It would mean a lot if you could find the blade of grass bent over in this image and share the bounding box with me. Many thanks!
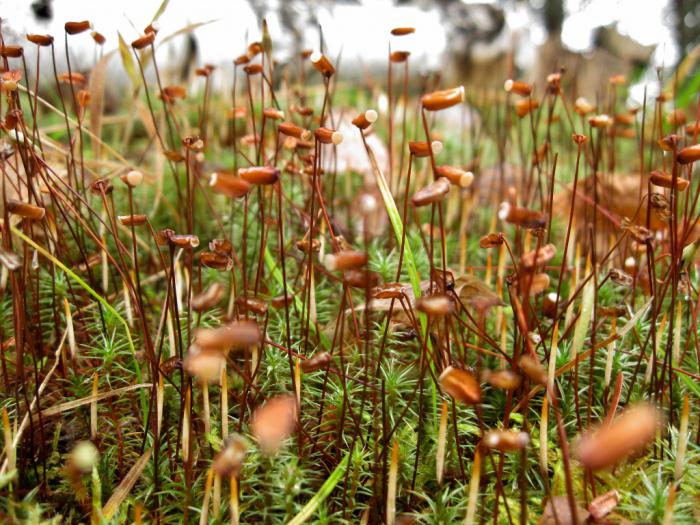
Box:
[11,225,147,426]
[286,446,354,525]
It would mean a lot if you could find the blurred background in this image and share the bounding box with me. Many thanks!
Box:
[1,0,698,102]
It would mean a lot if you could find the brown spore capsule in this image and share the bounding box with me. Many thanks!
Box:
[310,51,335,77]
[65,21,92,35]
[199,251,233,271]
[677,143,700,164]
[421,86,464,111]
[195,320,261,352]
[503,79,532,96]
[170,234,200,249]
[8,200,45,220]
[238,166,280,185]
[482,430,530,452]
[498,202,546,229]
[574,403,661,470]
[411,177,450,207]
[408,140,442,157]
[415,294,454,316]
[278,121,311,141]
[300,352,332,373]
[314,127,343,145]
[323,250,368,271]
[131,32,155,49]
[435,165,474,188]
[439,366,481,405]
[649,170,689,191]
[351,109,378,130]
[210,171,252,198]
[192,282,225,312]
[117,214,147,227]
[26,34,54,46]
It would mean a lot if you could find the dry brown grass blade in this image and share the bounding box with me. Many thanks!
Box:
[31,383,153,422]
[102,448,152,520]
[89,50,116,160]
[17,84,132,166]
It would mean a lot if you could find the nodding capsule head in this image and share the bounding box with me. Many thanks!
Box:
[238,166,280,185]
[588,114,613,128]
[199,251,233,271]
[574,403,661,471]
[421,86,464,111]
[415,294,454,316]
[248,41,263,56]
[117,214,148,227]
[520,243,556,269]
[408,140,442,157]
[271,292,294,309]
[8,200,45,220]
[90,178,113,195]
[234,54,250,66]
[195,319,261,351]
[144,21,160,35]
[504,79,532,96]
[498,202,546,229]
[314,127,343,145]
[212,434,247,478]
[279,121,311,141]
[323,250,368,271]
[351,109,378,130]
[58,72,86,86]
[482,430,530,452]
[572,133,588,145]
[650,170,689,191]
[300,352,332,373]
[609,267,634,286]
[677,144,700,164]
[435,165,474,188]
[520,272,550,295]
[574,96,595,115]
[251,394,298,454]
[244,63,263,75]
[667,109,686,127]
[263,107,285,120]
[182,135,204,151]
[343,269,381,289]
[391,27,415,36]
[169,234,200,249]
[183,345,225,384]
[542,291,558,318]
[210,171,252,198]
[372,282,405,300]
[482,369,521,390]
[479,232,505,249]
[411,177,450,207]
[518,355,547,385]
[390,50,410,63]
[65,20,92,35]
[439,366,481,405]
[514,98,539,117]
[588,490,620,521]
[0,46,23,58]
[235,296,268,317]
[295,105,314,117]
[26,33,54,46]
[609,74,626,85]
[310,51,335,77]
[120,169,143,187]
[91,31,106,45]
[209,238,233,255]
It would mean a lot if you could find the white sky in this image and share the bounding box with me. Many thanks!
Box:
[0,0,676,74]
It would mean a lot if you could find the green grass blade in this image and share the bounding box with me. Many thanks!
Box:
[286,447,353,525]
